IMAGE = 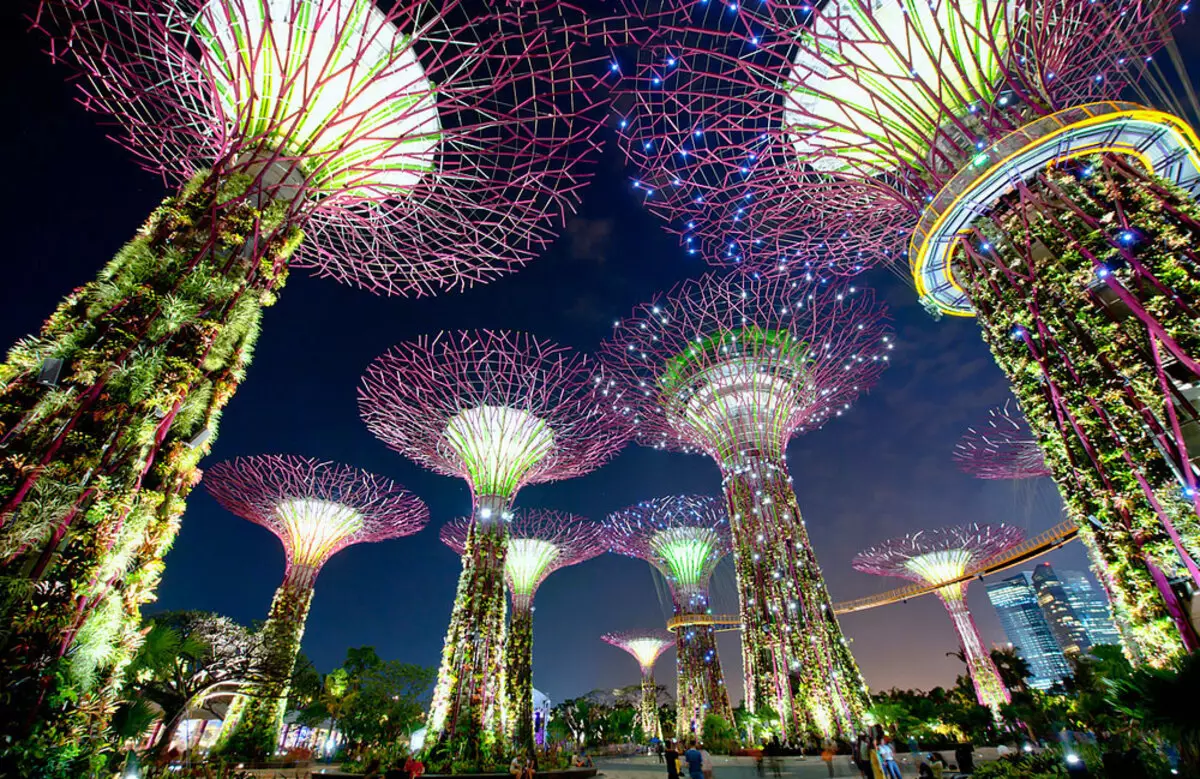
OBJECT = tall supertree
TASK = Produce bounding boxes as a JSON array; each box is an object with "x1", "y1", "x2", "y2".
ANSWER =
[
  {"x1": 1, "y1": 0, "x2": 614, "y2": 757},
  {"x1": 441, "y1": 510, "x2": 605, "y2": 755},
  {"x1": 606, "y1": 495, "x2": 735, "y2": 738},
  {"x1": 955, "y1": 402, "x2": 1143, "y2": 661},
  {"x1": 853, "y1": 524, "x2": 1024, "y2": 715},
  {"x1": 599, "y1": 272, "x2": 892, "y2": 740},
  {"x1": 616, "y1": 0, "x2": 1200, "y2": 663},
  {"x1": 203, "y1": 454, "x2": 428, "y2": 759},
  {"x1": 602, "y1": 630, "x2": 674, "y2": 742},
  {"x1": 359, "y1": 330, "x2": 629, "y2": 762}
]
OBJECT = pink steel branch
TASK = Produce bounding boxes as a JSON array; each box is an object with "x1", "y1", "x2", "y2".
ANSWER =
[{"x1": 954, "y1": 400, "x2": 1053, "y2": 481}]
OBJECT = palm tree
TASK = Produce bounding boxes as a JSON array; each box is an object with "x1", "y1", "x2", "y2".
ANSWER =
[{"x1": 989, "y1": 647, "x2": 1032, "y2": 693}]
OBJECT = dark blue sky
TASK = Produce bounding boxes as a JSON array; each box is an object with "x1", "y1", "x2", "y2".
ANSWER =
[{"x1": 5, "y1": 4, "x2": 1167, "y2": 706}]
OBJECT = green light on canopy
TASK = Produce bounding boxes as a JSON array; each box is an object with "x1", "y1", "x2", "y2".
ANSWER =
[
  {"x1": 506, "y1": 538, "x2": 562, "y2": 606},
  {"x1": 650, "y1": 527, "x2": 723, "y2": 597},
  {"x1": 784, "y1": 0, "x2": 1008, "y2": 174},
  {"x1": 195, "y1": 0, "x2": 442, "y2": 199},
  {"x1": 275, "y1": 497, "x2": 364, "y2": 569},
  {"x1": 442, "y1": 405, "x2": 555, "y2": 499}
]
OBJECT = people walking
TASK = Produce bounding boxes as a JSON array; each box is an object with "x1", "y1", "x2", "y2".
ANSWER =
[
  {"x1": 665, "y1": 740, "x2": 680, "y2": 779},
  {"x1": 683, "y1": 741, "x2": 705, "y2": 779},
  {"x1": 700, "y1": 744, "x2": 714, "y2": 779},
  {"x1": 852, "y1": 733, "x2": 872, "y2": 779}
]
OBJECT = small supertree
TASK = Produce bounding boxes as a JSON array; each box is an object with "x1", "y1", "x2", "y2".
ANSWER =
[
  {"x1": 602, "y1": 630, "x2": 674, "y2": 742},
  {"x1": 600, "y1": 273, "x2": 892, "y2": 739},
  {"x1": 606, "y1": 495, "x2": 735, "y2": 738},
  {"x1": 203, "y1": 455, "x2": 428, "y2": 759},
  {"x1": 955, "y1": 402, "x2": 1143, "y2": 662},
  {"x1": 359, "y1": 330, "x2": 629, "y2": 762},
  {"x1": 954, "y1": 401, "x2": 1053, "y2": 481},
  {"x1": 1, "y1": 0, "x2": 612, "y2": 756},
  {"x1": 441, "y1": 510, "x2": 604, "y2": 755},
  {"x1": 615, "y1": 0, "x2": 1200, "y2": 662},
  {"x1": 853, "y1": 524, "x2": 1024, "y2": 715}
]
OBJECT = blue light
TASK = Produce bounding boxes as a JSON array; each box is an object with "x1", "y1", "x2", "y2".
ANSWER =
[
  {"x1": 609, "y1": 61, "x2": 619, "y2": 72},
  {"x1": 1096, "y1": 265, "x2": 1111, "y2": 279},
  {"x1": 1118, "y1": 230, "x2": 1137, "y2": 244}
]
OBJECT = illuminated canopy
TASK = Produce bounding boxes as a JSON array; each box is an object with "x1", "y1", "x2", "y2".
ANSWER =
[
  {"x1": 442, "y1": 405, "x2": 556, "y2": 499},
  {"x1": 275, "y1": 498, "x2": 365, "y2": 569},
  {"x1": 194, "y1": 0, "x2": 440, "y2": 200},
  {"x1": 602, "y1": 631, "x2": 675, "y2": 674},
  {"x1": 954, "y1": 400, "x2": 1052, "y2": 480},
  {"x1": 785, "y1": 0, "x2": 1007, "y2": 173},
  {"x1": 853, "y1": 523, "x2": 1024, "y2": 593}
]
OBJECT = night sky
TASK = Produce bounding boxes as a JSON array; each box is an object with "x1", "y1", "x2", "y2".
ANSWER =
[{"x1": 5, "y1": 4, "x2": 1192, "y2": 709}]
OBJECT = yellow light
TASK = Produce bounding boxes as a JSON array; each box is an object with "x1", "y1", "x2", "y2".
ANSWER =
[{"x1": 275, "y1": 497, "x2": 364, "y2": 568}]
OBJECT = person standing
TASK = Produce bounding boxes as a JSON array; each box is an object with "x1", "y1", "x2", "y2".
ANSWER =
[
  {"x1": 700, "y1": 744, "x2": 714, "y2": 779},
  {"x1": 684, "y1": 741, "x2": 705, "y2": 779},
  {"x1": 877, "y1": 737, "x2": 902, "y2": 779},
  {"x1": 657, "y1": 741, "x2": 665, "y2": 764},
  {"x1": 851, "y1": 733, "x2": 871, "y2": 779},
  {"x1": 665, "y1": 740, "x2": 680, "y2": 779}
]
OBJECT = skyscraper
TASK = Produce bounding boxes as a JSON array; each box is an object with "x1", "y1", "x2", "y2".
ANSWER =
[
  {"x1": 986, "y1": 573, "x2": 1072, "y2": 690},
  {"x1": 1059, "y1": 569, "x2": 1124, "y2": 649},
  {"x1": 1031, "y1": 563, "x2": 1092, "y2": 656}
]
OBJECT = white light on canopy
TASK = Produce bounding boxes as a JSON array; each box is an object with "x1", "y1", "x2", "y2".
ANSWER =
[
  {"x1": 783, "y1": 0, "x2": 1008, "y2": 173},
  {"x1": 623, "y1": 637, "x2": 673, "y2": 672},
  {"x1": 276, "y1": 497, "x2": 364, "y2": 568},
  {"x1": 904, "y1": 549, "x2": 974, "y2": 598},
  {"x1": 195, "y1": 0, "x2": 441, "y2": 199},
  {"x1": 442, "y1": 405, "x2": 555, "y2": 497},
  {"x1": 506, "y1": 538, "x2": 562, "y2": 600},
  {"x1": 650, "y1": 527, "x2": 723, "y2": 597},
  {"x1": 670, "y1": 358, "x2": 807, "y2": 454}
]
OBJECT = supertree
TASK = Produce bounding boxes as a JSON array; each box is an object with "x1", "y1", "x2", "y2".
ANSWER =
[
  {"x1": 599, "y1": 272, "x2": 892, "y2": 740},
  {"x1": 606, "y1": 495, "x2": 735, "y2": 738},
  {"x1": 616, "y1": 0, "x2": 1200, "y2": 663},
  {"x1": 1, "y1": 0, "x2": 615, "y2": 756},
  {"x1": 602, "y1": 630, "x2": 674, "y2": 742},
  {"x1": 203, "y1": 454, "x2": 428, "y2": 759},
  {"x1": 441, "y1": 510, "x2": 605, "y2": 755},
  {"x1": 955, "y1": 401, "x2": 1144, "y2": 661},
  {"x1": 853, "y1": 524, "x2": 1024, "y2": 715},
  {"x1": 359, "y1": 330, "x2": 629, "y2": 761}
]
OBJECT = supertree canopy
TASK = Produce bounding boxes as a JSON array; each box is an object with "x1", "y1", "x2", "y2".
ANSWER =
[
  {"x1": 359, "y1": 330, "x2": 629, "y2": 761},
  {"x1": 600, "y1": 272, "x2": 892, "y2": 740},
  {"x1": 0, "y1": 0, "x2": 613, "y2": 759},
  {"x1": 203, "y1": 455, "x2": 428, "y2": 759},
  {"x1": 954, "y1": 401, "x2": 1053, "y2": 482},
  {"x1": 602, "y1": 630, "x2": 674, "y2": 742},
  {"x1": 442, "y1": 510, "x2": 604, "y2": 754},
  {"x1": 606, "y1": 495, "x2": 735, "y2": 738},
  {"x1": 616, "y1": 0, "x2": 1200, "y2": 664},
  {"x1": 853, "y1": 524, "x2": 1024, "y2": 715}
]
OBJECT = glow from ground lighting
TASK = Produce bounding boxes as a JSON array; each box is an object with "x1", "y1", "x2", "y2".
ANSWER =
[
  {"x1": 275, "y1": 498, "x2": 364, "y2": 567},
  {"x1": 506, "y1": 538, "x2": 562, "y2": 600},
  {"x1": 443, "y1": 405, "x2": 555, "y2": 497},
  {"x1": 650, "y1": 527, "x2": 722, "y2": 596},
  {"x1": 195, "y1": 0, "x2": 441, "y2": 199},
  {"x1": 784, "y1": 0, "x2": 1008, "y2": 173}
]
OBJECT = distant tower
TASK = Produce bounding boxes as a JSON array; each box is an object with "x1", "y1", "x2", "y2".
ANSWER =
[
  {"x1": 204, "y1": 455, "x2": 428, "y2": 757},
  {"x1": 1031, "y1": 564, "x2": 1092, "y2": 657},
  {"x1": 602, "y1": 631, "x2": 674, "y2": 742},
  {"x1": 606, "y1": 495, "x2": 735, "y2": 737},
  {"x1": 986, "y1": 574, "x2": 1072, "y2": 691},
  {"x1": 360, "y1": 330, "x2": 628, "y2": 757},
  {"x1": 442, "y1": 510, "x2": 604, "y2": 754},
  {"x1": 601, "y1": 273, "x2": 891, "y2": 738},
  {"x1": 854, "y1": 524, "x2": 1025, "y2": 714}
]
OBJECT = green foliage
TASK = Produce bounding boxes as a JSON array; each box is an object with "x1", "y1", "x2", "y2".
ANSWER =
[
  {"x1": 1105, "y1": 650, "x2": 1200, "y2": 774},
  {"x1": 972, "y1": 749, "x2": 1068, "y2": 779},
  {"x1": 701, "y1": 714, "x2": 738, "y2": 753}
]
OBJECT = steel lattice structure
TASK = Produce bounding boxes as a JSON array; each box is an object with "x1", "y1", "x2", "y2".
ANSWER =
[
  {"x1": 204, "y1": 454, "x2": 428, "y2": 758},
  {"x1": 441, "y1": 510, "x2": 604, "y2": 754},
  {"x1": 359, "y1": 330, "x2": 629, "y2": 758},
  {"x1": 954, "y1": 401, "x2": 1052, "y2": 481},
  {"x1": 616, "y1": 0, "x2": 1200, "y2": 664},
  {"x1": 602, "y1": 630, "x2": 674, "y2": 742},
  {"x1": 853, "y1": 524, "x2": 1023, "y2": 715},
  {"x1": 599, "y1": 273, "x2": 891, "y2": 739},
  {"x1": 606, "y1": 495, "x2": 735, "y2": 738},
  {"x1": 0, "y1": 0, "x2": 617, "y2": 760}
]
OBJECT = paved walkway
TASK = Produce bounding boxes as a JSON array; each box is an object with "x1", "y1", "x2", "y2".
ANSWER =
[{"x1": 594, "y1": 754, "x2": 934, "y2": 779}]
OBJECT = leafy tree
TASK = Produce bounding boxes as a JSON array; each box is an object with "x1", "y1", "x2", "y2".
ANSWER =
[
  {"x1": 338, "y1": 658, "x2": 435, "y2": 750},
  {"x1": 701, "y1": 714, "x2": 738, "y2": 753},
  {"x1": 115, "y1": 610, "x2": 254, "y2": 757},
  {"x1": 989, "y1": 647, "x2": 1033, "y2": 694}
]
